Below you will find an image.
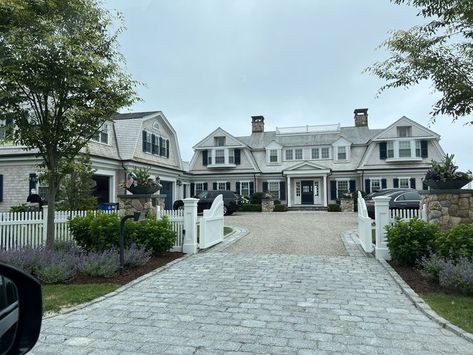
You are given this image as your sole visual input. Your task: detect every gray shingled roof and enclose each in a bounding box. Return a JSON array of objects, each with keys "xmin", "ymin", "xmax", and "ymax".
[
  {"xmin": 112, "ymin": 111, "xmax": 160, "ymax": 120},
  {"xmin": 236, "ymin": 126, "xmax": 383, "ymax": 149}
]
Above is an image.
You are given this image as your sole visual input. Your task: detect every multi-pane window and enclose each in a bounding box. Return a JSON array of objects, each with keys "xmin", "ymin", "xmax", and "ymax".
[
  {"xmin": 387, "ymin": 141, "xmax": 394, "ymax": 158},
  {"xmin": 143, "ymin": 131, "xmax": 152, "ymax": 153},
  {"xmin": 336, "ymin": 180, "xmax": 349, "ymax": 198},
  {"xmin": 215, "ymin": 149, "xmax": 225, "ymax": 164},
  {"xmin": 195, "ymin": 183, "xmax": 204, "ymax": 194},
  {"xmin": 228, "ymin": 149, "xmax": 235, "ymax": 164},
  {"xmin": 415, "ymin": 140, "xmax": 421, "ymax": 157},
  {"xmin": 311, "ymin": 148, "xmax": 319, "ymax": 160},
  {"xmin": 295, "ymin": 149, "xmax": 303, "ymax": 160},
  {"xmin": 142, "ymin": 130, "xmax": 169, "ymax": 158},
  {"xmin": 397, "ymin": 126, "xmax": 410, "ymax": 137},
  {"xmin": 337, "ymin": 146, "xmax": 347, "ymax": 160},
  {"xmin": 217, "ymin": 182, "xmax": 227, "ymax": 190},
  {"xmin": 240, "ymin": 182, "xmax": 250, "ymax": 197},
  {"xmin": 269, "ymin": 149, "xmax": 278, "ymax": 163},
  {"xmin": 268, "ymin": 181, "xmax": 280, "ymax": 199},
  {"xmin": 399, "ymin": 178, "xmax": 410, "ymax": 188},
  {"xmin": 92, "ymin": 123, "xmax": 110, "ymax": 144},
  {"xmin": 371, "ymin": 179, "xmax": 381, "ymax": 192},
  {"xmin": 295, "ymin": 181, "xmax": 301, "ymax": 197},
  {"xmin": 321, "ymin": 147, "xmax": 330, "ymax": 159},
  {"xmin": 215, "ymin": 136, "xmax": 226, "ymax": 146},
  {"xmin": 399, "ymin": 141, "xmax": 411, "ymax": 157},
  {"xmin": 285, "ymin": 150, "xmax": 293, "ymax": 160}
]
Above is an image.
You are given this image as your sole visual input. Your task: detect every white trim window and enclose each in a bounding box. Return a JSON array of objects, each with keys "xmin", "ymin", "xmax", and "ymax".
[
  {"xmin": 399, "ymin": 178, "xmax": 410, "ymax": 188},
  {"xmin": 336, "ymin": 180, "xmax": 349, "ymax": 198},
  {"xmin": 214, "ymin": 136, "xmax": 226, "ymax": 146},
  {"xmin": 217, "ymin": 181, "xmax": 227, "ymax": 190},
  {"xmin": 337, "ymin": 146, "xmax": 347, "ymax": 160},
  {"xmin": 311, "ymin": 148, "xmax": 319, "ymax": 160},
  {"xmin": 321, "ymin": 147, "xmax": 330, "ymax": 159},
  {"xmin": 92, "ymin": 123, "xmax": 110, "ymax": 144},
  {"xmin": 269, "ymin": 149, "xmax": 278, "ymax": 163},
  {"xmin": 285, "ymin": 149, "xmax": 293, "ymax": 161},
  {"xmin": 268, "ymin": 181, "xmax": 280, "ymax": 199},
  {"xmin": 215, "ymin": 149, "xmax": 225, "ymax": 164},
  {"xmin": 387, "ymin": 141, "xmax": 394, "ymax": 158},
  {"xmin": 195, "ymin": 182, "xmax": 204, "ymax": 194},
  {"xmin": 295, "ymin": 149, "xmax": 303, "ymax": 160},
  {"xmin": 399, "ymin": 141, "xmax": 411, "ymax": 158},
  {"xmin": 415, "ymin": 140, "xmax": 422, "ymax": 157},
  {"xmin": 397, "ymin": 126, "xmax": 411, "ymax": 137},
  {"xmin": 228, "ymin": 149, "xmax": 235, "ymax": 164},
  {"xmin": 371, "ymin": 178, "xmax": 381, "ymax": 192},
  {"xmin": 240, "ymin": 181, "xmax": 250, "ymax": 197}
]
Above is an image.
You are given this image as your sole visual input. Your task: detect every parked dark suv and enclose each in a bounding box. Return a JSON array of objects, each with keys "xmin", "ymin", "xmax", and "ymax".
[
  {"xmin": 365, "ymin": 188, "xmax": 421, "ymax": 219},
  {"xmin": 173, "ymin": 190, "xmax": 243, "ymax": 215}
]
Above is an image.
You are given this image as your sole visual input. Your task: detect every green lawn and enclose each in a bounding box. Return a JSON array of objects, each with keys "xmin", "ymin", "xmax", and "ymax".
[
  {"xmin": 420, "ymin": 293, "xmax": 473, "ymax": 334},
  {"xmin": 43, "ymin": 283, "xmax": 120, "ymax": 313},
  {"xmin": 224, "ymin": 226, "xmax": 233, "ymax": 236}
]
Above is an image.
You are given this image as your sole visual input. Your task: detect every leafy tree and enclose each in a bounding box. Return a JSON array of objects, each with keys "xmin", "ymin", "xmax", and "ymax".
[
  {"xmin": 0, "ymin": 0, "xmax": 137, "ymax": 247},
  {"xmin": 367, "ymin": 0, "xmax": 473, "ymax": 124}
]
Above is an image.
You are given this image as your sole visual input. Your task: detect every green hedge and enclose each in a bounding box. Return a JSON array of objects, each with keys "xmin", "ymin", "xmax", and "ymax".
[
  {"xmin": 435, "ymin": 224, "xmax": 473, "ymax": 260},
  {"xmin": 69, "ymin": 212, "xmax": 176, "ymax": 256},
  {"xmin": 328, "ymin": 204, "xmax": 341, "ymax": 212},
  {"xmin": 239, "ymin": 204, "xmax": 262, "ymax": 212},
  {"xmin": 273, "ymin": 204, "xmax": 288, "ymax": 212}
]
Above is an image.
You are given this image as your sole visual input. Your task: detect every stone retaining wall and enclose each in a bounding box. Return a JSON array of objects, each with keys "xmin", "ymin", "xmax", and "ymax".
[
  {"xmin": 420, "ymin": 190, "xmax": 473, "ymax": 230},
  {"xmin": 118, "ymin": 194, "xmax": 166, "ymax": 218}
]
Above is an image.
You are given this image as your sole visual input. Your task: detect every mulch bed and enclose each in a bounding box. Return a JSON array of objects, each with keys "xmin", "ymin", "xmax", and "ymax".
[
  {"xmin": 71, "ymin": 252, "xmax": 184, "ymax": 286},
  {"xmin": 389, "ymin": 261, "xmax": 445, "ymax": 294}
]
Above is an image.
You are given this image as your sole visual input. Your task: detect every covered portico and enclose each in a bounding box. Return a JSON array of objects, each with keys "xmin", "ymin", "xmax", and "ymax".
[{"xmin": 283, "ymin": 162, "xmax": 331, "ymax": 208}]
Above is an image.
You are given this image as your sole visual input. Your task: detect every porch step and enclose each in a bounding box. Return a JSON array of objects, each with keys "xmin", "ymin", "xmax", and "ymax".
[{"xmin": 287, "ymin": 206, "xmax": 328, "ymax": 212}]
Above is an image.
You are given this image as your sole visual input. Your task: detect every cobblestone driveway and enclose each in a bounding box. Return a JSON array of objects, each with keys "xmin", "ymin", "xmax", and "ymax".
[{"xmin": 31, "ymin": 213, "xmax": 473, "ymax": 354}]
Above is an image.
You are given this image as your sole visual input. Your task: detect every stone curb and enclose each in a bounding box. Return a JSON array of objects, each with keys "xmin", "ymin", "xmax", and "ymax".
[
  {"xmin": 378, "ymin": 258, "xmax": 473, "ymax": 344},
  {"xmin": 43, "ymin": 252, "xmax": 193, "ymax": 319}
]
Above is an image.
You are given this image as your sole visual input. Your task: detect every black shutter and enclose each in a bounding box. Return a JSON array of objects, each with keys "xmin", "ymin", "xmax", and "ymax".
[
  {"xmin": 213, "ymin": 182, "xmax": 217, "ymax": 190},
  {"xmin": 410, "ymin": 178, "xmax": 416, "ymax": 189},
  {"xmin": 142, "ymin": 131, "xmax": 147, "ymax": 152},
  {"xmin": 349, "ymin": 180, "xmax": 356, "ymax": 192},
  {"xmin": 381, "ymin": 178, "xmax": 387, "ymax": 189},
  {"xmin": 234, "ymin": 149, "xmax": 241, "ymax": 165},
  {"xmin": 159, "ymin": 137, "xmax": 164, "ymax": 156},
  {"xmin": 262, "ymin": 182, "xmax": 268, "ymax": 192},
  {"xmin": 203, "ymin": 182, "xmax": 208, "ymax": 190},
  {"xmin": 29, "ymin": 173, "xmax": 37, "ymax": 194},
  {"xmin": 422, "ymin": 181, "xmax": 428, "ymax": 190},
  {"xmin": 365, "ymin": 179, "xmax": 371, "ymax": 194},
  {"xmin": 226, "ymin": 182, "xmax": 231, "ymax": 190},
  {"xmin": 0, "ymin": 174, "xmax": 3, "ymax": 202},
  {"xmin": 202, "ymin": 150, "xmax": 208, "ymax": 166},
  {"xmin": 393, "ymin": 178, "xmax": 399, "ymax": 188},
  {"xmin": 190, "ymin": 183, "xmax": 195, "ymax": 196},
  {"xmin": 379, "ymin": 142, "xmax": 387, "ymax": 160},
  {"xmin": 166, "ymin": 140, "xmax": 170, "ymax": 158},
  {"xmin": 151, "ymin": 134, "xmax": 156, "ymax": 154},
  {"xmin": 279, "ymin": 181, "xmax": 286, "ymax": 200},
  {"xmin": 421, "ymin": 140, "xmax": 428, "ymax": 158},
  {"xmin": 236, "ymin": 182, "xmax": 240, "ymax": 194},
  {"xmin": 330, "ymin": 180, "xmax": 337, "ymax": 200},
  {"xmin": 249, "ymin": 181, "xmax": 254, "ymax": 195}
]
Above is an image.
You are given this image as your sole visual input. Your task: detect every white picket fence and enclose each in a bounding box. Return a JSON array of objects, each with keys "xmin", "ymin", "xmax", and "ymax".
[
  {"xmin": 0, "ymin": 207, "xmax": 114, "ymax": 250},
  {"xmin": 156, "ymin": 208, "xmax": 185, "ymax": 252}
]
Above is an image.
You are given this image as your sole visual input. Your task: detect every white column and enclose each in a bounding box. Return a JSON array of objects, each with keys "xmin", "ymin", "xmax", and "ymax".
[
  {"xmin": 287, "ymin": 176, "xmax": 292, "ymax": 207},
  {"xmin": 374, "ymin": 196, "xmax": 391, "ymax": 261},
  {"xmin": 182, "ymin": 198, "xmax": 199, "ymax": 254},
  {"xmin": 323, "ymin": 175, "xmax": 328, "ymax": 207}
]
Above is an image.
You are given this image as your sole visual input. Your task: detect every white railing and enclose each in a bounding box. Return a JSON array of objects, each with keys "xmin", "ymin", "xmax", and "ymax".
[
  {"xmin": 357, "ymin": 192, "xmax": 374, "ymax": 253},
  {"xmin": 389, "ymin": 207, "xmax": 424, "ymax": 222},
  {"xmin": 156, "ymin": 207, "xmax": 185, "ymax": 252},
  {"xmin": 0, "ymin": 207, "xmax": 114, "ymax": 250}
]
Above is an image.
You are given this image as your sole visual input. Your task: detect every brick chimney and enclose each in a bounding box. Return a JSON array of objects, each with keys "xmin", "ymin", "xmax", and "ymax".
[
  {"xmin": 251, "ymin": 115, "xmax": 264, "ymax": 133},
  {"xmin": 354, "ymin": 108, "xmax": 368, "ymax": 127}
]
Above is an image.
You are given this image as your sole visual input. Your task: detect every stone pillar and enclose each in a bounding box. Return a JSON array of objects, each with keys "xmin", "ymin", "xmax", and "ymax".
[
  {"xmin": 117, "ymin": 194, "xmax": 166, "ymax": 218},
  {"xmin": 340, "ymin": 197, "xmax": 354, "ymax": 212},
  {"xmin": 261, "ymin": 198, "xmax": 274, "ymax": 212},
  {"xmin": 182, "ymin": 198, "xmax": 198, "ymax": 254},
  {"xmin": 374, "ymin": 196, "xmax": 391, "ymax": 261},
  {"xmin": 420, "ymin": 190, "xmax": 473, "ymax": 231}
]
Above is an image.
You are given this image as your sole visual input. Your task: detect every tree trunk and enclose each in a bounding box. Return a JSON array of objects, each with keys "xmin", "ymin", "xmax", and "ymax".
[{"xmin": 46, "ymin": 176, "xmax": 57, "ymax": 249}]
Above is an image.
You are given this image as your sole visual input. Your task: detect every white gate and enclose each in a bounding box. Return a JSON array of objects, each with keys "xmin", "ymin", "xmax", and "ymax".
[
  {"xmin": 156, "ymin": 208, "xmax": 184, "ymax": 252},
  {"xmin": 199, "ymin": 194, "xmax": 224, "ymax": 249},
  {"xmin": 357, "ymin": 192, "xmax": 374, "ymax": 253}
]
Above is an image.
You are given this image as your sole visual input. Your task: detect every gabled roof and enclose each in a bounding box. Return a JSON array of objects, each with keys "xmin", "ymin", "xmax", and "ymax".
[
  {"xmin": 112, "ymin": 111, "xmax": 160, "ymax": 120},
  {"xmin": 284, "ymin": 161, "xmax": 330, "ymax": 171},
  {"xmin": 192, "ymin": 127, "xmax": 248, "ymax": 149},
  {"xmin": 371, "ymin": 116, "xmax": 440, "ymax": 141}
]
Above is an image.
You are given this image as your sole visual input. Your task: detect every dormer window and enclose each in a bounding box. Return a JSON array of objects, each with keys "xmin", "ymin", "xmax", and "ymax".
[
  {"xmin": 92, "ymin": 123, "xmax": 110, "ymax": 144},
  {"xmin": 295, "ymin": 149, "xmax": 303, "ymax": 160},
  {"xmin": 321, "ymin": 147, "xmax": 330, "ymax": 159},
  {"xmin": 215, "ymin": 136, "xmax": 226, "ymax": 146},
  {"xmin": 397, "ymin": 126, "xmax": 411, "ymax": 137},
  {"xmin": 337, "ymin": 146, "xmax": 347, "ymax": 160},
  {"xmin": 269, "ymin": 149, "xmax": 278, "ymax": 163}
]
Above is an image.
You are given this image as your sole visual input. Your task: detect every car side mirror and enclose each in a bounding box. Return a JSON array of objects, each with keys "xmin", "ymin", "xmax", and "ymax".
[{"xmin": 0, "ymin": 263, "xmax": 42, "ymax": 355}]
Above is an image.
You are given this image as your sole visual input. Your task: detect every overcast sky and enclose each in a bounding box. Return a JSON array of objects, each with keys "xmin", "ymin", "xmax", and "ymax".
[{"xmin": 103, "ymin": 0, "xmax": 472, "ymax": 170}]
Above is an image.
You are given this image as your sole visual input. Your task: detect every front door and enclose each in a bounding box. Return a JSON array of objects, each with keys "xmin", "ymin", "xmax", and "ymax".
[
  {"xmin": 301, "ymin": 180, "xmax": 314, "ymax": 205},
  {"xmin": 160, "ymin": 181, "xmax": 173, "ymax": 210}
]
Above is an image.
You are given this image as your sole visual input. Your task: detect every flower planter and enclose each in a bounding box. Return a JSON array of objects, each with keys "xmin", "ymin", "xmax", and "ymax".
[
  {"xmin": 423, "ymin": 179, "xmax": 471, "ymax": 190},
  {"xmin": 127, "ymin": 185, "xmax": 160, "ymax": 195}
]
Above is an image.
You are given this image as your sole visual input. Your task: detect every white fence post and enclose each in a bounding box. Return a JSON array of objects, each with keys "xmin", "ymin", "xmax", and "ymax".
[
  {"xmin": 42, "ymin": 205, "xmax": 48, "ymax": 245},
  {"xmin": 374, "ymin": 196, "xmax": 391, "ymax": 261},
  {"xmin": 182, "ymin": 198, "xmax": 198, "ymax": 254}
]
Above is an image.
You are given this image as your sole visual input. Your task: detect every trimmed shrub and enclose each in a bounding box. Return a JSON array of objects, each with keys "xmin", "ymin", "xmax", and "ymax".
[
  {"xmin": 239, "ymin": 204, "xmax": 262, "ymax": 212},
  {"xmin": 435, "ymin": 224, "xmax": 473, "ymax": 260},
  {"xmin": 439, "ymin": 257, "xmax": 473, "ymax": 294},
  {"xmin": 250, "ymin": 192, "xmax": 264, "ymax": 204},
  {"xmin": 79, "ymin": 249, "xmax": 119, "ymax": 278},
  {"xmin": 328, "ymin": 204, "xmax": 341, "ymax": 212},
  {"xmin": 273, "ymin": 204, "xmax": 288, "ymax": 212},
  {"xmin": 274, "ymin": 200, "xmax": 281, "ymax": 205},
  {"xmin": 126, "ymin": 216, "xmax": 176, "ymax": 256},
  {"xmin": 386, "ymin": 218, "xmax": 440, "ymax": 267}
]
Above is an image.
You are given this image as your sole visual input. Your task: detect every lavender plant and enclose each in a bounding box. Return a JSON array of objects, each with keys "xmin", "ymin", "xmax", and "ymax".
[
  {"xmin": 124, "ymin": 243, "xmax": 151, "ymax": 268},
  {"xmin": 439, "ymin": 257, "xmax": 473, "ymax": 294},
  {"xmin": 418, "ymin": 254, "xmax": 446, "ymax": 282},
  {"xmin": 79, "ymin": 249, "xmax": 120, "ymax": 278},
  {"xmin": 34, "ymin": 247, "xmax": 79, "ymax": 283}
]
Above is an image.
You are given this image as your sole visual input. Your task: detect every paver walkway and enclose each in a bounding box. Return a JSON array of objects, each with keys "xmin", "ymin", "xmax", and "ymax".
[{"xmin": 31, "ymin": 213, "xmax": 473, "ymax": 354}]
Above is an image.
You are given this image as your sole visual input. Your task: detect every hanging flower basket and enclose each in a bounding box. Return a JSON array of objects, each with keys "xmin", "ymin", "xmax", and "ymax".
[
  {"xmin": 127, "ymin": 185, "xmax": 160, "ymax": 195},
  {"xmin": 424, "ymin": 154, "xmax": 472, "ymax": 190},
  {"xmin": 423, "ymin": 178, "xmax": 470, "ymax": 190}
]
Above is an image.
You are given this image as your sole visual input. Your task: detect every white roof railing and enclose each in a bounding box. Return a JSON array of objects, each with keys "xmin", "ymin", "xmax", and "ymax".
[{"xmin": 276, "ymin": 123, "xmax": 340, "ymax": 135}]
